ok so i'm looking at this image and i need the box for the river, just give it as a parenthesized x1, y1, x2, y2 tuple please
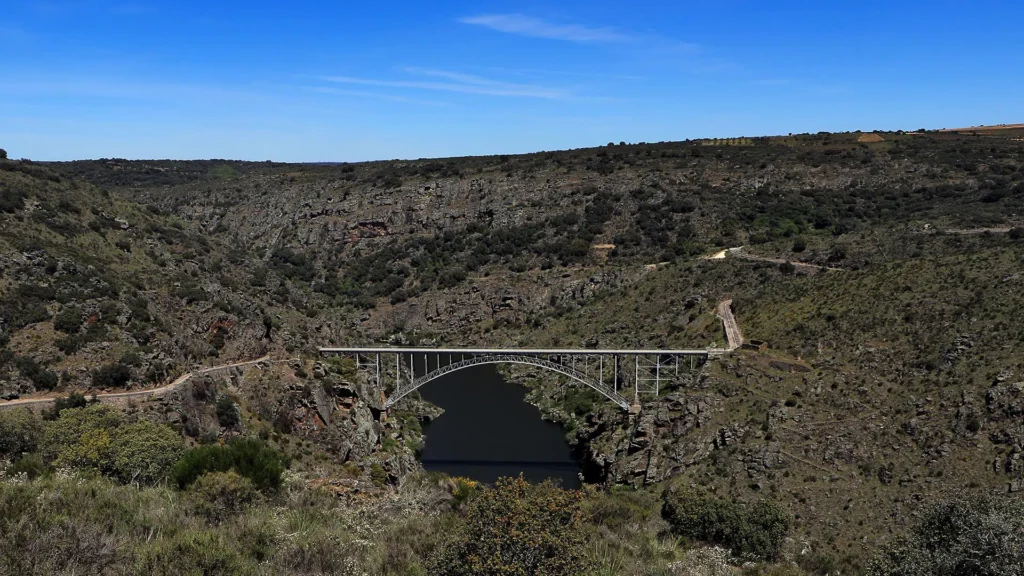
(417, 363, 582, 488)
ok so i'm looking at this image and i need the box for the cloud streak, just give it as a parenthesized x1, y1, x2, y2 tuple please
(322, 69, 569, 99)
(459, 14, 628, 43)
(304, 86, 449, 106)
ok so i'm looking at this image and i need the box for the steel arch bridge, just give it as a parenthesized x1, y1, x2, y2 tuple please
(319, 347, 720, 411)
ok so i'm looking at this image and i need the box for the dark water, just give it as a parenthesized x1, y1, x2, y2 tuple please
(418, 363, 581, 488)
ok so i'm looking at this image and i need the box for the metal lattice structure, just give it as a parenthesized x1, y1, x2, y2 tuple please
(319, 347, 719, 412)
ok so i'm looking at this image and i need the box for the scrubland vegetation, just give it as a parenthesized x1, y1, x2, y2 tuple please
(3, 127, 1024, 573)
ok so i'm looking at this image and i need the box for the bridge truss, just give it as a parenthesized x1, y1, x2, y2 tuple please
(318, 347, 719, 411)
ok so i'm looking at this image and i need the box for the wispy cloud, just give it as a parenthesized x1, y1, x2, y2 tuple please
(484, 66, 645, 81)
(459, 14, 629, 43)
(321, 68, 569, 99)
(304, 86, 449, 106)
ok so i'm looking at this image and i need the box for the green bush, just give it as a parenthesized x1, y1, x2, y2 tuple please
(45, 392, 90, 419)
(216, 395, 240, 428)
(370, 462, 389, 487)
(108, 420, 187, 484)
(0, 409, 42, 457)
(172, 437, 286, 493)
(429, 476, 591, 576)
(13, 356, 58, 390)
(40, 404, 124, 469)
(662, 485, 791, 561)
(53, 306, 84, 334)
(38, 406, 186, 484)
(188, 470, 261, 522)
(91, 362, 132, 388)
(135, 529, 251, 575)
(6, 453, 48, 479)
(868, 496, 1024, 576)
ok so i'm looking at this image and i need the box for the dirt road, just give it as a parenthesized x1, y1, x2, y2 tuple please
(0, 356, 271, 410)
(716, 299, 744, 351)
(724, 247, 842, 272)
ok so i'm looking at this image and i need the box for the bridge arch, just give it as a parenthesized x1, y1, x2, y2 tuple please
(384, 354, 631, 411)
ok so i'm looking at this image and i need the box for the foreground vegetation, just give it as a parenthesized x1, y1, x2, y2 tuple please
(3, 437, 1019, 575)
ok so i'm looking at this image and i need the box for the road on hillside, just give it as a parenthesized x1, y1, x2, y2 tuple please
(725, 247, 842, 272)
(0, 356, 271, 410)
(716, 299, 744, 350)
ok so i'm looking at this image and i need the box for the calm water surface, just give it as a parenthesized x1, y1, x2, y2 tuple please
(418, 364, 581, 488)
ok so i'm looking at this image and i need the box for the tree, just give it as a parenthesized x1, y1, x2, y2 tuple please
(92, 362, 132, 388)
(108, 420, 186, 484)
(0, 409, 41, 457)
(53, 306, 84, 334)
(216, 396, 240, 428)
(429, 476, 592, 576)
(39, 404, 123, 470)
(869, 496, 1024, 576)
(0, 148, 7, 159)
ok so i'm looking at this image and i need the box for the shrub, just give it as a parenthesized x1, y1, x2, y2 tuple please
(6, 453, 48, 479)
(584, 486, 659, 531)
(868, 496, 1024, 576)
(53, 306, 84, 334)
(108, 420, 186, 484)
(662, 485, 791, 561)
(370, 463, 389, 487)
(1009, 227, 1023, 240)
(171, 437, 286, 493)
(135, 529, 251, 576)
(188, 470, 261, 522)
(92, 362, 132, 388)
(216, 396, 240, 428)
(429, 476, 591, 576)
(0, 409, 42, 457)
(40, 404, 123, 470)
(965, 414, 981, 434)
(45, 392, 90, 419)
(13, 356, 58, 390)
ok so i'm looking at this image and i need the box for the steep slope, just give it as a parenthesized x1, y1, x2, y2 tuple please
(0, 159, 303, 399)
(497, 231, 1024, 564)
(51, 131, 1023, 347)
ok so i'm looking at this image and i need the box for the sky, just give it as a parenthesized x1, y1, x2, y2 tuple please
(1, 0, 1022, 162)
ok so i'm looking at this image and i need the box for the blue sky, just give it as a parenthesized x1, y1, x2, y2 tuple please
(1, 0, 1022, 161)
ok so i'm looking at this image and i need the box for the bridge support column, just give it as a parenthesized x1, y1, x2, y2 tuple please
(634, 355, 639, 403)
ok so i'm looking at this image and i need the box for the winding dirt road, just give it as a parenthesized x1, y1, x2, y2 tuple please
(0, 355, 271, 410)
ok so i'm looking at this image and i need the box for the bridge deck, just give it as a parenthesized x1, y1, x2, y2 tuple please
(319, 347, 712, 355)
